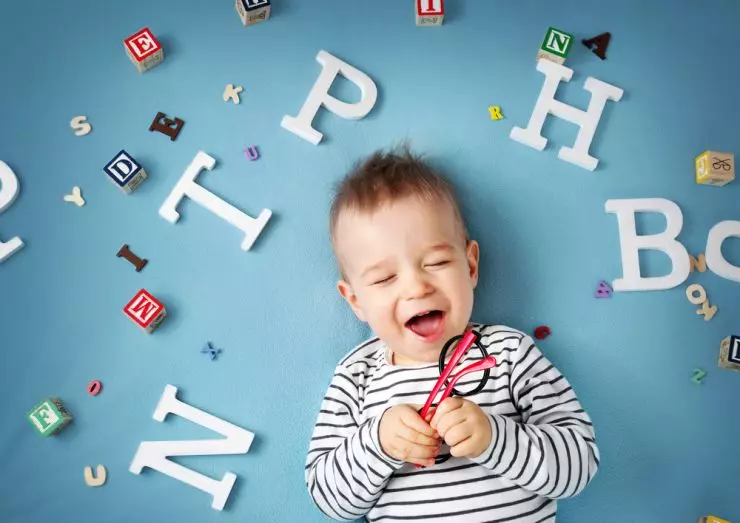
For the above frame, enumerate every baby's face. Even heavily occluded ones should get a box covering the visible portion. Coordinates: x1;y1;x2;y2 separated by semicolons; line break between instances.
335;196;479;365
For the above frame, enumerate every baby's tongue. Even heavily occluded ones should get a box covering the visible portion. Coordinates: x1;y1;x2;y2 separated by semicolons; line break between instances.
407;312;443;337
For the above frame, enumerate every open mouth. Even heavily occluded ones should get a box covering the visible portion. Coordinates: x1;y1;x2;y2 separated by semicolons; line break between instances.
405;310;446;340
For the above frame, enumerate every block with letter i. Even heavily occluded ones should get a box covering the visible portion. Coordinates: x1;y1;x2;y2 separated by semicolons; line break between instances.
538;27;574;64
124;289;167;333
719;335;740;371
104;149;148;194
28;398;73;437
699;516;731;523
416;0;444;26
124;27;164;73
235;0;271;26
695;151;734;187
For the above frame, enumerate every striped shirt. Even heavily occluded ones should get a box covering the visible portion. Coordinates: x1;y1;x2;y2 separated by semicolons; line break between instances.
305;324;599;522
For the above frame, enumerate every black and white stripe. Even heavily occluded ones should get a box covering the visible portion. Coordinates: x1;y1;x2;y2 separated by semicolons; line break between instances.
305;324;599;522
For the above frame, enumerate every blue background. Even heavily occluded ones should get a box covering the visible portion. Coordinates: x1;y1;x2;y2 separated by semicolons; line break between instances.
0;1;738;522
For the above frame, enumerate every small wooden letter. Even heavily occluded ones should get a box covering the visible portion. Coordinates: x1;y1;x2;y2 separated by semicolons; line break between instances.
488;106;504;120
84;465;107;487
223;84;243;104
689;253;707;273
149;112;184;141
582;32;611;60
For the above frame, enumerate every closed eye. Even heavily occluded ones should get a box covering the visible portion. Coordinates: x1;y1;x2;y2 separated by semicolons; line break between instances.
372;275;395;285
427;260;450;267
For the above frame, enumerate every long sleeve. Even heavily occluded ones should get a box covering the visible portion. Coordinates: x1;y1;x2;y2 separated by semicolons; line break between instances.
305;365;404;521
472;335;600;499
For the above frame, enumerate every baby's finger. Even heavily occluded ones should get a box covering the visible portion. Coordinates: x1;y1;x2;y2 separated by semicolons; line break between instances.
390;441;439;461
396;425;440;447
400;409;437;438
443;423;472;447
450;437;475;458
429;397;464;429
435;409;467;438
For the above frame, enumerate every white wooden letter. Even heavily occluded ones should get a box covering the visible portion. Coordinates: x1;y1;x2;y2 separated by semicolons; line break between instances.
605;198;690;291
706;220;740;283
281;50;378;144
0;161;24;263
129;385;255;511
510;59;623;170
159;151;272;251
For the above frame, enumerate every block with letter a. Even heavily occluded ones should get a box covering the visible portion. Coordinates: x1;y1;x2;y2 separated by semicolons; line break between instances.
129;384;255;511
123;289;167;333
235;0;271;27
416;0;444;26
124;27;164;73
104;150;148;194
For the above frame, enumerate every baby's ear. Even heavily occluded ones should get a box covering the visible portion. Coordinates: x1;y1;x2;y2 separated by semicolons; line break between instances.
466;240;480;287
337;280;367;322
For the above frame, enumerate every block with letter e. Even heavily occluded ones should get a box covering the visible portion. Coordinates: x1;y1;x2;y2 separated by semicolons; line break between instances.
416;0;444;26
235;0;271;26
124;27;164;73
124;289;167;333
104;150;148;194
28;398;73;437
719;335;740;371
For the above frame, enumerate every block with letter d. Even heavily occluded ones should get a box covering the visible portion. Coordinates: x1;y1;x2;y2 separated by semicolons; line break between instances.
104;150;148;194
124;27;164;73
124;289;167;333
719;335;740;371
28;398;73;437
235;0;271;26
416;0;444;26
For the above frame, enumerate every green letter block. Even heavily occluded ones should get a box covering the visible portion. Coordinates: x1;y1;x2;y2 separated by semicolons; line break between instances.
540;27;574;59
27;398;73;437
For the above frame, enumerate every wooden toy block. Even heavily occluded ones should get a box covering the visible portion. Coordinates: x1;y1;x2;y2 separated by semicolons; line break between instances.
70;116;92;136
416;0;444;26
63;186;85;207
117;244;148;272
582;32;611;60
235;0;271;27
103;150;148;194
28;398;73;436
84;465;107;487
123;289;167;333
538;27;574;64
223;84;244;104
695;151;735;187
149;112;184;141
719;335;740;371
124;28;164;73
699;516;731;523
244;145;260;161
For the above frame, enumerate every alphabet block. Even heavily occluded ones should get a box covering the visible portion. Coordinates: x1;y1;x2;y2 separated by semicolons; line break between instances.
123;289;167;333
538;27;574;64
124;28;164;73
235;0;271;26
699;517;731;523
28;398;73;436
719;335;740;371
695;151;734;187
416;0;444;26
103;150;148;194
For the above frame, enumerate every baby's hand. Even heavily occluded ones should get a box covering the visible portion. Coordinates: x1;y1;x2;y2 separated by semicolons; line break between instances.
379;404;440;467
429;398;492;459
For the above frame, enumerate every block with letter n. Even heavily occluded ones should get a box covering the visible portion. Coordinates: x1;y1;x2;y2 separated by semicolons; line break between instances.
538;27;574;64
719;335;740;371
28;398;73;436
104;149;148;194
416;0;444;26
124;289;167;333
235;0;271;26
124;27;164;73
